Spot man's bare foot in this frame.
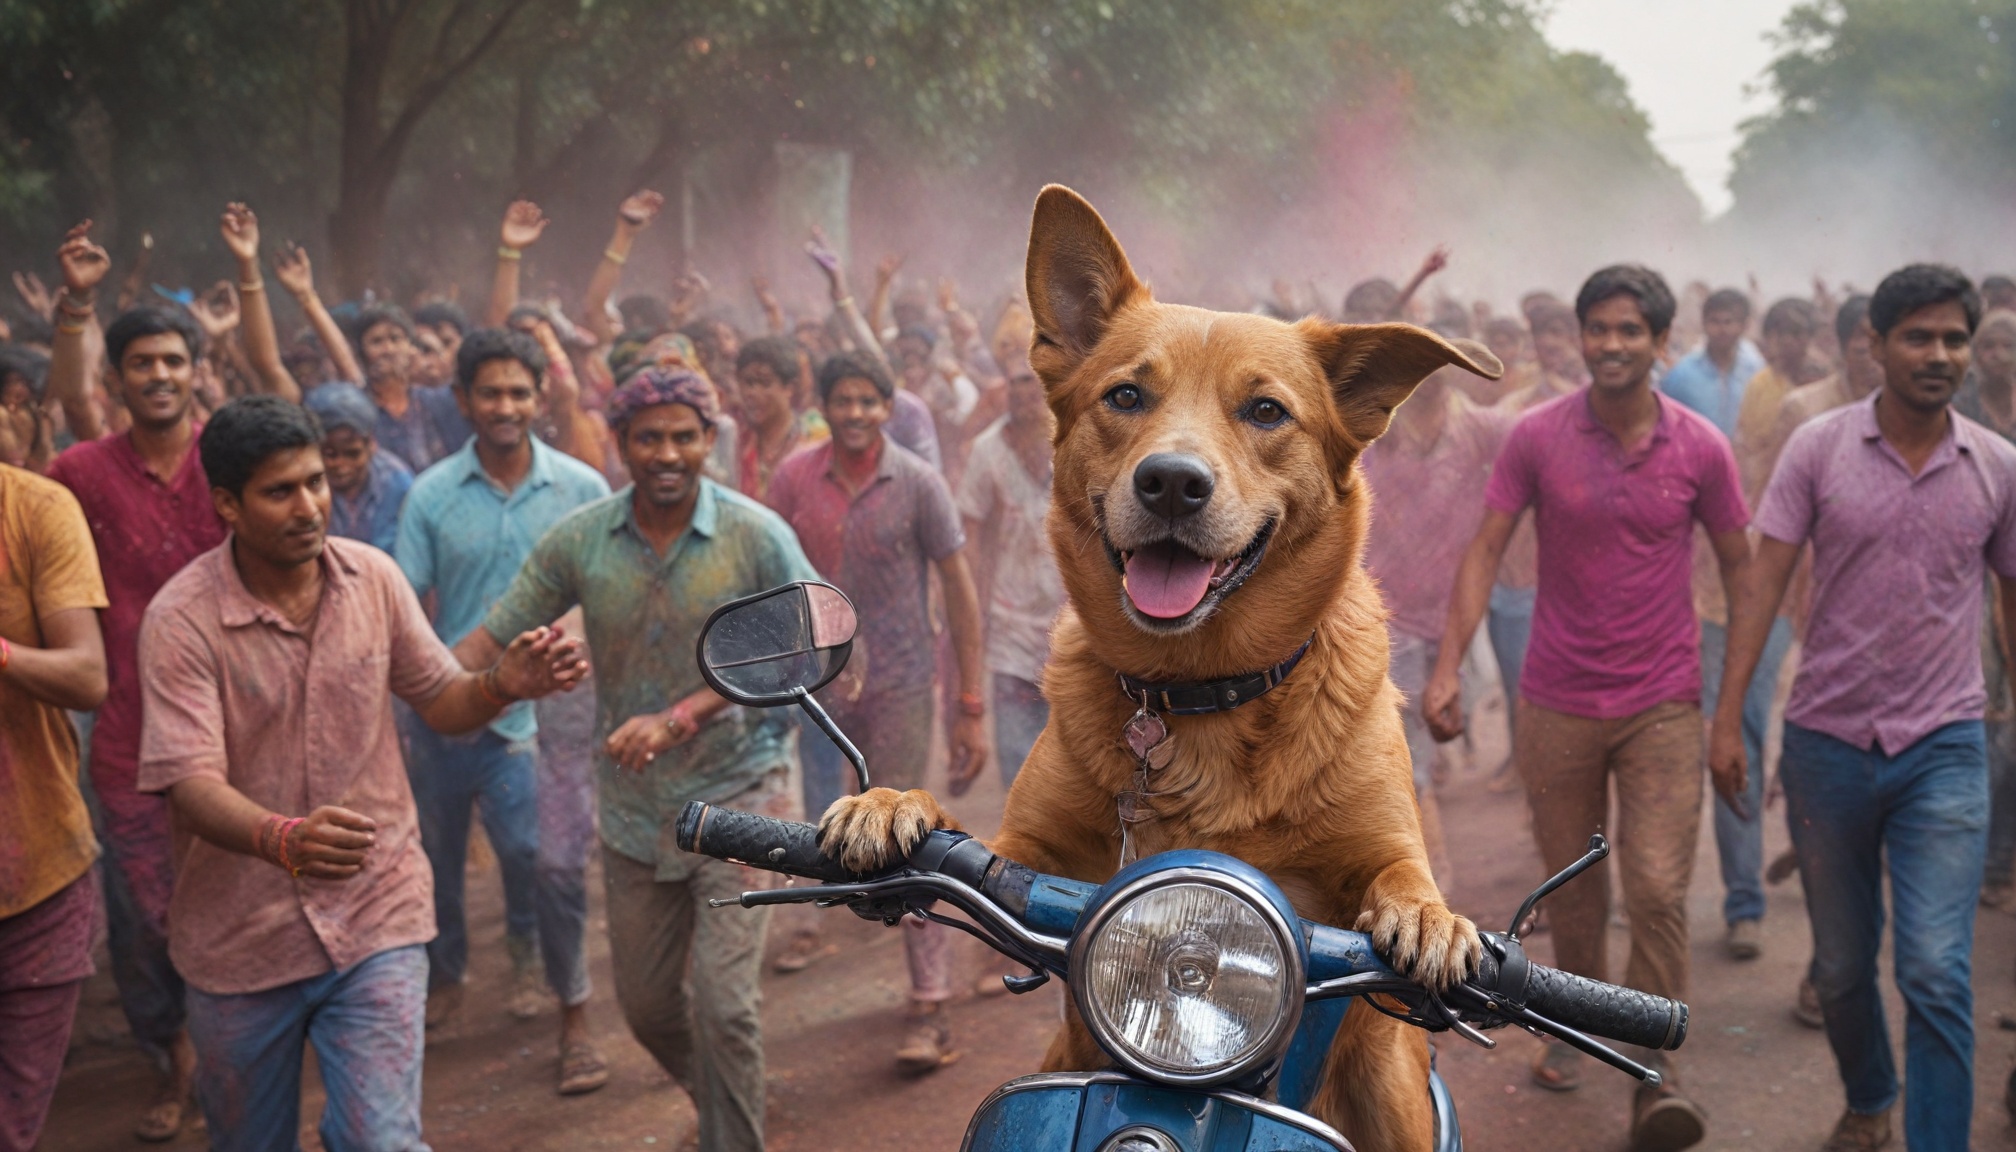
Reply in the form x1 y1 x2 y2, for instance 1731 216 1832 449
135 1031 197 1142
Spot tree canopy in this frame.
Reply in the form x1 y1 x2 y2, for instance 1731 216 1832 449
0 0 1694 306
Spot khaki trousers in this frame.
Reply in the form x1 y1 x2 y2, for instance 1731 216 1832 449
1515 699 1703 1002
603 848 770 1152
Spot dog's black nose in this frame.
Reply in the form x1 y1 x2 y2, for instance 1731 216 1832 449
1133 453 1215 520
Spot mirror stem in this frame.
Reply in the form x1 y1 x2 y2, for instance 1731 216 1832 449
1508 834 1608 940
793 687 870 793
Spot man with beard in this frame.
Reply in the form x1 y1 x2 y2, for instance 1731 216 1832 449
393 329 610 1091
44 221 232 1141
351 303 471 472
475 367 815 1152
1713 266 2016 1152
137 395 586 1152
1427 266 1751 1152
765 350 988 1073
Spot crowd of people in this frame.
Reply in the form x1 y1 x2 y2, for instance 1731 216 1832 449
0 185 2011 1152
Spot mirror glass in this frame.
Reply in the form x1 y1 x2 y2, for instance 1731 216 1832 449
701 582 857 704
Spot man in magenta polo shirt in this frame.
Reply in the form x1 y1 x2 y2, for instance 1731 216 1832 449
42 224 227 1140
1713 266 2016 1152
1425 265 1751 1152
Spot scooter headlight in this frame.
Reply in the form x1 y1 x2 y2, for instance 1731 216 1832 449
1070 869 1304 1086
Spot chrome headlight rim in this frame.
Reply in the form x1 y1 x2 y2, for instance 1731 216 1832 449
1068 866 1307 1087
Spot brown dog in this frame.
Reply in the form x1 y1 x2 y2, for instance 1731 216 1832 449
820 185 1502 1152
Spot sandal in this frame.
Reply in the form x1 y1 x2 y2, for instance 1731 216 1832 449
773 931 838 975
557 1040 610 1096
1530 1042 1582 1092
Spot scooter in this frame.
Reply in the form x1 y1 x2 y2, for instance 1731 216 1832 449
679 580 1688 1152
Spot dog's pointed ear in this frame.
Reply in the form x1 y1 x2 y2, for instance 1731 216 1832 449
1303 321 1504 445
1025 185 1146 382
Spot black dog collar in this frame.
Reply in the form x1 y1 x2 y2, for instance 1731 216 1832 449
1115 634 1315 716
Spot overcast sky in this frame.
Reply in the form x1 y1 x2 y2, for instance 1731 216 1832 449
1542 0 1802 218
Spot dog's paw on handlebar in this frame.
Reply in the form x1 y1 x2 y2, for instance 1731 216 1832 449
1354 893 1483 991
816 788 962 873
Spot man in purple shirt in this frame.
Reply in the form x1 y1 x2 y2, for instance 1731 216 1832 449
1426 265 1751 1152
1714 266 2016 1152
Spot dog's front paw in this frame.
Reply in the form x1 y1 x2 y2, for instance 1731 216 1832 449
1354 896 1482 990
817 788 954 872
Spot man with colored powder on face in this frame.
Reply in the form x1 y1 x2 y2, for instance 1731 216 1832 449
394 327 611 1089
306 381 413 555
764 349 989 1073
136 395 587 1152
1427 265 1753 1152
1716 267 2016 1152
42 222 227 1142
475 367 817 1152
0 458 109 1152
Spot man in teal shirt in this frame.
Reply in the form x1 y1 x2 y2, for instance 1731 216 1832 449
475 367 815 1152
393 329 609 1087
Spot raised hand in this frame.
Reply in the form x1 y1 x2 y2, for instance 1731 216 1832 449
1417 244 1450 279
13 270 54 317
54 221 110 298
219 202 261 263
272 244 316 297
500 199 549 251
936 275 959 314
874 252 904 287
188 281 241 339
751 273 778 306
617 189 664 229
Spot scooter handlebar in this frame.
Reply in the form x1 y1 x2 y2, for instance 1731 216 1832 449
675 802 862 884
1478 952 1689 1052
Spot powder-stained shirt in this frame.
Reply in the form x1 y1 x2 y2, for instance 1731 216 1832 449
397 437 610 741
45 432 226 926
328 449 413 556
1485 389 1749 719
373 384 471 474
1756 393 2016 753
887 390 943 471
767 435 965 691
955 419 1061 684
1363 391 1513 642
136 537 463 995
0 465 107 919
484 481 817 874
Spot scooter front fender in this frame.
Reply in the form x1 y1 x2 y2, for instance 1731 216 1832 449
960 1071 1353 1152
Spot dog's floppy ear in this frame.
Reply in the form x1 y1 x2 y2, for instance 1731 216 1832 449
1025 185 1146 382
1303 321 1504 445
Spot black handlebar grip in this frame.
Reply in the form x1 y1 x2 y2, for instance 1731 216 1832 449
675 802 862 883
1519 964 1689 1051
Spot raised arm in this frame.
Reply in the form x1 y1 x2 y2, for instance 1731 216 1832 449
807 231 893 375
413 624 587 736
1390 245 1450 321
752 275 786 335
219 203 297 401
47 221 110 442
867 253 902 337
1422 506 1517 740
488 199 548 327
271 244 363 385
529 318 601 467
581 190 662 345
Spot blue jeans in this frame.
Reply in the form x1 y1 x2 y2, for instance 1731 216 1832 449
1487 584 1535 734
993 674 1048 790
187 945 431 1152
1699 616 1794 925
1781 721 1987 1150
404 721 538 989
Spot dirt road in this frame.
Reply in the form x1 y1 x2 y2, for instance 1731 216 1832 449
39 694 2016 1150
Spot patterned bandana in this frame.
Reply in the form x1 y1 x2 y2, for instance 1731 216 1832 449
607 366 719 434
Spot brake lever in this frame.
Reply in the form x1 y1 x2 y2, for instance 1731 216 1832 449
1494 1002 1663 1087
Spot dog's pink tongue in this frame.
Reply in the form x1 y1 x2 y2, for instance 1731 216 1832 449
1123 541 1215 619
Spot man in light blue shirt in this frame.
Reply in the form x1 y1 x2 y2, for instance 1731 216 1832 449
394 328 610 1090
1660 287 1762 438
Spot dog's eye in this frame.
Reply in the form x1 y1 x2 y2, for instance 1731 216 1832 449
1247 398 1290 427
1105 384 1143 412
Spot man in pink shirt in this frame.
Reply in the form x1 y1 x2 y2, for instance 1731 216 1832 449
1425 265 1751 1152
137 397 585 1152
1713 266 2016 1152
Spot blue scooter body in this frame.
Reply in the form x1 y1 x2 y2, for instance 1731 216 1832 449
959 850 1462 1152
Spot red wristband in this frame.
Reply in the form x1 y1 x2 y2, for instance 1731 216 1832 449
958 692 986 718
0 637 11 670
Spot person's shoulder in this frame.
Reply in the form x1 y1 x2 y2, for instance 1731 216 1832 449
326 534 407 587
148 542 231 619
1 460 86 515
1509 388 1579 432
771 439 829 485
372 449 414 481
46 434 118 482
710 481 795 534
547 487 627 536
541 443 612 496
1662 394 1729 440
405 444 471 502
1953 409 2016 470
